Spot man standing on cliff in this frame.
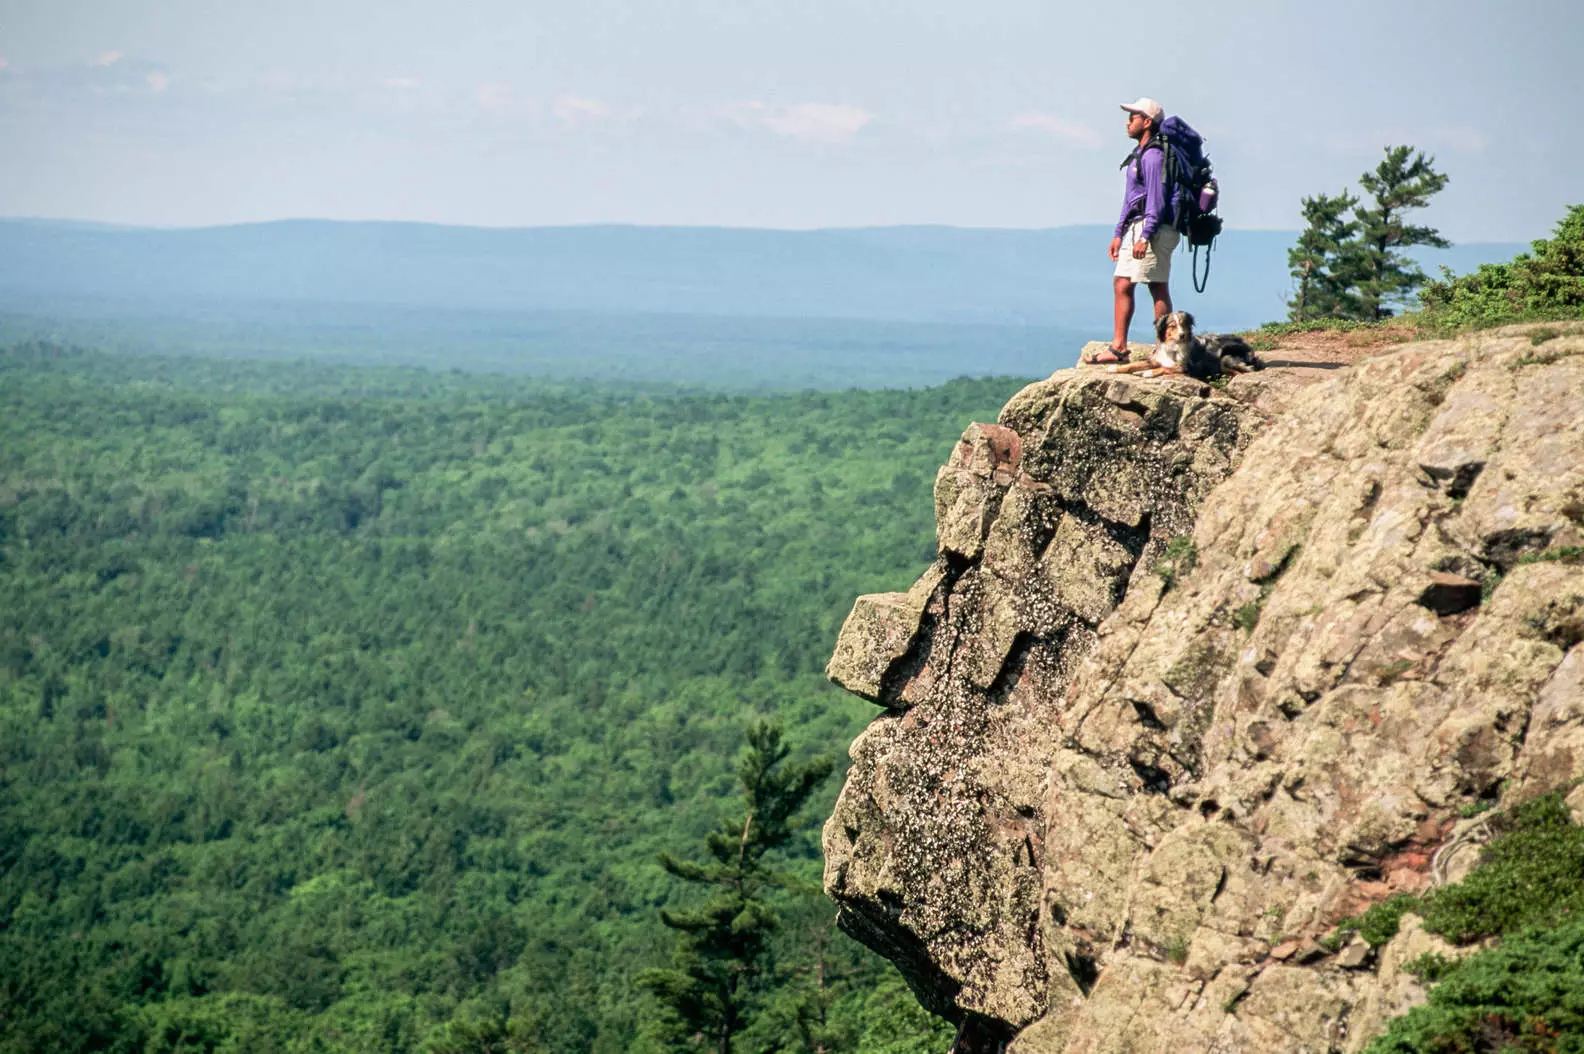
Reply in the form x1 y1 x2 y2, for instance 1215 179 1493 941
1096 97 1180 362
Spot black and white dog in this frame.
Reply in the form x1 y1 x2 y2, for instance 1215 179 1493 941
1110 311 1261 380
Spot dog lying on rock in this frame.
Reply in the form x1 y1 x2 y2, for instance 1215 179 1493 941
1109 311 1261 380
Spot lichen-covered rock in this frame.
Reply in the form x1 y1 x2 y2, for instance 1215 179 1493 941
823 369 1264 1035
827 567 945 703
824 326 1584 1051
936 423 1024 559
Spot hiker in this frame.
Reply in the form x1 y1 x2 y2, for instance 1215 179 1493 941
1100 97 1180 362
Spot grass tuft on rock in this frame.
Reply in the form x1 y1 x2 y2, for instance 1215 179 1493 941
1153 536 1198 592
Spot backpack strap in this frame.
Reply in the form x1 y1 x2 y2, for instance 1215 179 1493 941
1121 139 1164 171
1145 138 1186 231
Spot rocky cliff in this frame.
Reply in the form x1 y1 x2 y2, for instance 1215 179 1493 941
822 326 1584 1053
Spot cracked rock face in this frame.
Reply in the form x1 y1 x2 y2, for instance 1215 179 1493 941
822 327 1584 1052
823 370 1259 1040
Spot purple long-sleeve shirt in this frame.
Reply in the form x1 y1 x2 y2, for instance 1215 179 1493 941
1114 144 1169 242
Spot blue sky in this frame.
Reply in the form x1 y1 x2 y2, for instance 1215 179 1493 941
0 0 1578 240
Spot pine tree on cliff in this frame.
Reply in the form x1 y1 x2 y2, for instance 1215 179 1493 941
1349 145 1451 319
637 722 833 1054
1287 190 1362 320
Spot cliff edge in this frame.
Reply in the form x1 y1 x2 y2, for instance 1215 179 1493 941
822 325 1584 1053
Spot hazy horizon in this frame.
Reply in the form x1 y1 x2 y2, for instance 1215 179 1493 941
0 216 1535 238
0 217 1530 388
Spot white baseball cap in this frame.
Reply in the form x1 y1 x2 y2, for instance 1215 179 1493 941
1120 97 1163 122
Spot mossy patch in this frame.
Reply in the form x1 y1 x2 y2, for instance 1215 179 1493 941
1233 600 1263 633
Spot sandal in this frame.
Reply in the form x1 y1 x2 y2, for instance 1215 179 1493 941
1086 346 1127 365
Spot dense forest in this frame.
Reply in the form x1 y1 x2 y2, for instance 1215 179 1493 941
0 343 1025 1052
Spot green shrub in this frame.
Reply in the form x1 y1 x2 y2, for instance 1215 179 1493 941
1401 952 1455 983
1341 894 1422 949
1355 790 1584 1053
1419 791 1584 944
1363 920 1584 1053
1333 791 1584 952
1419 203 1584 331
1256 317 1379 336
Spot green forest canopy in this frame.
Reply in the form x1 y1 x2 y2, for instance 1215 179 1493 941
0 343 1017 1053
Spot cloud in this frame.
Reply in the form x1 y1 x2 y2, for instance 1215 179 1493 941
763 103 873 143
92 51 123 68
1008 113 1100 145
719 101 873 144
0 58 9 73
474 83 511 110
381 76 422 90
551 93 642 128
554 94 609 123
146 71 169 93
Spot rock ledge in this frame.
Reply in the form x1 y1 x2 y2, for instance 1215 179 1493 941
823 327 1584 1053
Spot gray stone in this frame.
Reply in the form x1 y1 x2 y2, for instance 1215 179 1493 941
1337 938 1372 970
825 565 942 704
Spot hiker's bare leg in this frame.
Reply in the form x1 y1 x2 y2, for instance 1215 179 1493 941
1149 282 1172 323
1149 282 1172 325
1112 276 1136 352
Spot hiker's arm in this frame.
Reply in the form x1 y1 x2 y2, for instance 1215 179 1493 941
1112 205 1131 243
1138 149 1166 241
1114 159 1140 241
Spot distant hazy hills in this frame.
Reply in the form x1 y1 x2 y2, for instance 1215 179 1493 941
0 219 1527 388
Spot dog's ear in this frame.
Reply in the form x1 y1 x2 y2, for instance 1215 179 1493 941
1182 312 1195 331
1155 314 1170 341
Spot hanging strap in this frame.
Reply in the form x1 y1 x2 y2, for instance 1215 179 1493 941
1191 239 1213 294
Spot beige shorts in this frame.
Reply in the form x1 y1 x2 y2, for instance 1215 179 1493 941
1114 219 1180 283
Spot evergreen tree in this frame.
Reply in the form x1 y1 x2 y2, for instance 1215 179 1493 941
637 722 834 1054
1350 145 1451 319
1287 191 1361 320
